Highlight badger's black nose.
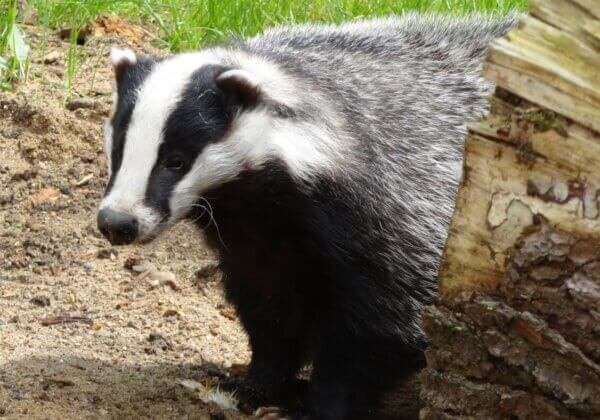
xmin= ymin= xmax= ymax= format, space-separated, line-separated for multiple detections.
xmin=97 ymin=208 xmax=139 ymax=245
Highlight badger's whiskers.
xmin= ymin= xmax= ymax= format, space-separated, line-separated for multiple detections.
xmin=178 ymin=197 xmax=228 ymax=251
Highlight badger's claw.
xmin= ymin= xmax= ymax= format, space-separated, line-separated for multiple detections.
xmin=254 ymin=406 xmax=290 ymax=419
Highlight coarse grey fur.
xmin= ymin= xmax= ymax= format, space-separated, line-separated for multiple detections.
xmin=236 ymin=12 xmax=517 ymax=339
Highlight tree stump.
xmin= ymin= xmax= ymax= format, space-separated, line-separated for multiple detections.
xmin=421 ymin=0 xmax=600 ymax=418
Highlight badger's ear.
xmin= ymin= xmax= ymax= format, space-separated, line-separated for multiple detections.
xmin=216 ymin=68 xmax=294 ymax=117
xmin=110 ymin=47 xmax=137 ymax=82
xmin=216 ymin=69 xmax=262 ymax=110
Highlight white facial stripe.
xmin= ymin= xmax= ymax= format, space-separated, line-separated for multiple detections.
xmin=101 ymin=51 xmax=219 ymax=239
xmin=168 ymin=110 xmax=271 ymax=222
xmin=168 ymin=108 xmax=340 ymax=223
xmin=103 ymin=120 xmax=113 ymax=177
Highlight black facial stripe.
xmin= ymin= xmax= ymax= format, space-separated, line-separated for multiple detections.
xmin=144 ymin=150 xmax=187 ymax=218
xmin=105 ymin=56 xmax=157 ymax=194
xmin=143 ymin=65 xmax=233 ymax=219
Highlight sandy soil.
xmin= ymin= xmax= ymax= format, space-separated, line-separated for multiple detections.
xmin=0 ymin=22 xmax=252 ymax=420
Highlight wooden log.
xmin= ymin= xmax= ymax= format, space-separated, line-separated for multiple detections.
xmin=422 ymin=0 xmax=600 ymax=418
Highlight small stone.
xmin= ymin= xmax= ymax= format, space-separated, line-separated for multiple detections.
xmin=74 ymin=173 xmax=93 ymax=187
xmin=123 ymin=256 xmax=141 ymax=270
xmin=1 ymin=128 xmax=20 ymax=139
xmin=41 ymin=376 xmax=75 ymax=389
xmin=85 ymin=223 xmax=101 ymax=238
xmin=163 ymin=309 xmax=180 ymax=318
xmin=132 ymin=263 xmax=155 ymax=273
xmin=51 ymin=67 xmax=64 ymax=78
xmin=25 ymin=218 xmax=41 ymax=231
xmin=147 ymin=333 xmax=173 ymax=352
xmin=11 ymin=389 xmax=24 ymax=400
xmin=30 ymin=295 xmax=50 ymax=307
xmin=43 ymin=51 xmax=61 ymax=64
xmin=36 ymin=392 xmax=51 ymax=402
xmin=12 ymin=167 xmax=38 ymax=182
xmin=59 ymin=187 xmax=72 ymax=195
xmin=148 ymin=270 xmax=176 ymax=284
xmin=96 ymin=248 xmax=118 ymax=259
xmin=115 ymin=301 xmax=130 ymax=310
xmin=66 ymin=97 xmax=97 ymax=111
xmin=82 ymin=261 xmax=93 ymax=271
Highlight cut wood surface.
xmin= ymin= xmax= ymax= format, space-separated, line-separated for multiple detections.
xmin=422 ymin=0 xmax=600 ymax=418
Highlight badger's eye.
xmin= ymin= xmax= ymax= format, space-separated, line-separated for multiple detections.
xmin=163 ymin=156 xmax=187 ymax=172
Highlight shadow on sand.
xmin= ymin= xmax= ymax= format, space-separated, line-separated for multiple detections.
xmin=0 ymin=355 xmax=247 ymax=419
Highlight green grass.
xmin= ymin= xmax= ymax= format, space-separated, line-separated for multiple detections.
xmin=31 ymin=0 xmax=527 ymax=51
xmin=2 ymin=0 xmax=528 ymax=92
xmin=0 ymin=0 xmax=30 ymax=90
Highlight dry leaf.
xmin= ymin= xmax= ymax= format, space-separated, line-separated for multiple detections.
xmin=220 ymin=307 xmax=237 ymax=321
xmin=86 ymin=14 xmax=147 ymax=45
xmin=28 ymin=187 xmax=60 ymax=205
xmin=66 ymin=291 xmax=76 ymax=304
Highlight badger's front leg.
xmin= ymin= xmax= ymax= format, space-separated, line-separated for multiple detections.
xmin=244 ymin=323 xmax=306 ymax=403
xmin=222 ymin=270 xmax=307 ymax=407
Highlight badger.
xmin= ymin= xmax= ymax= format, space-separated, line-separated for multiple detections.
xmin=97 ymin=13 xmax=517 ymax=420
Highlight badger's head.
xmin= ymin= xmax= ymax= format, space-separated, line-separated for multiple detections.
xmin=97 ymin=47 xmax=336 ymax=245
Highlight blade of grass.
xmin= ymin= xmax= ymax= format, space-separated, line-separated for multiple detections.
xmin=64 ymin=27 xmax=79 ymax=101
xmin=8 ymin=24 xmax=30 ymax=72
xmin=1 ymin=0 xmax=30 ymax=90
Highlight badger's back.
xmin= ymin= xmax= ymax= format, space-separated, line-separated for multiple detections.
xmin=239 ymin=14 xmax=516 ymax=334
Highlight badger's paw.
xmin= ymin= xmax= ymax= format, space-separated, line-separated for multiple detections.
xmin=217 ymin=377 xmax=282 ymax=415
xmin=254 ymin=406 xmax=309 ymax=420
xmin=255 ymin=406 xmax=287 ymax=419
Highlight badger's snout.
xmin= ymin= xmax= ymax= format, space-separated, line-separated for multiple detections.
xmin=97 ymin=208 xmax=139 ymax=245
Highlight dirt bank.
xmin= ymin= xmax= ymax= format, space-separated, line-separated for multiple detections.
xmin=0 ymin=22 xmax=250 ymax=420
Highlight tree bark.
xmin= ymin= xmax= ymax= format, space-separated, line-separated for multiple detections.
xmin=421 ymin=0 xmax=600 ymax=418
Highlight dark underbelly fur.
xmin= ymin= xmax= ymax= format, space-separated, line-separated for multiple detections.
xmin=195 ymin=164 xmax=427 ymax=420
